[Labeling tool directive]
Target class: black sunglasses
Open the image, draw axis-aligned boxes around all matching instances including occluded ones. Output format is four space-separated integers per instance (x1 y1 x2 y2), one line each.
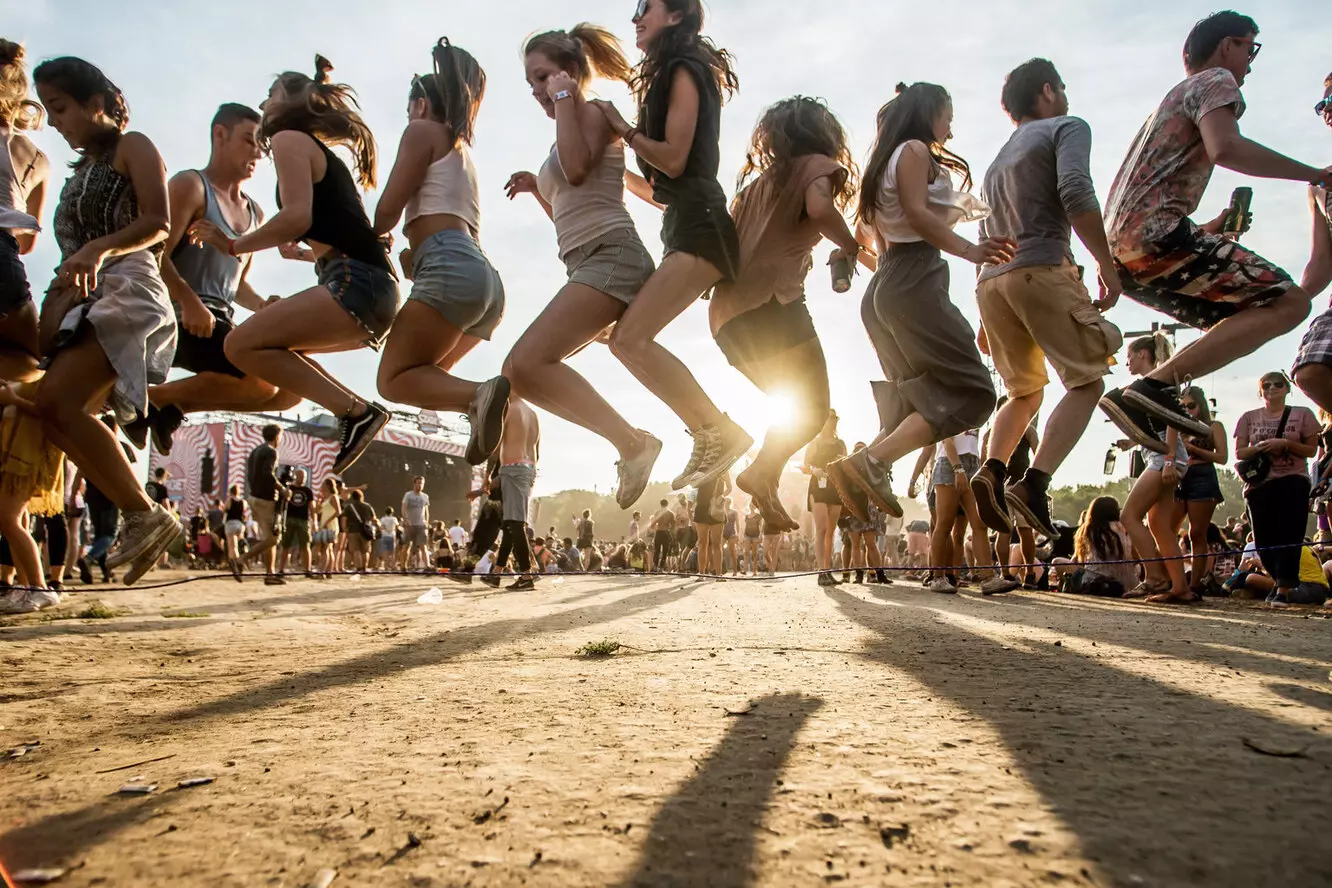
634 0 649 19
1236 38 1261 61
1317 97 1332 116
1262 380 1288 390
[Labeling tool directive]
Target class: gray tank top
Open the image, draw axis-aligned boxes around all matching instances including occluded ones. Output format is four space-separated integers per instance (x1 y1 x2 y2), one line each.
169 171 257 318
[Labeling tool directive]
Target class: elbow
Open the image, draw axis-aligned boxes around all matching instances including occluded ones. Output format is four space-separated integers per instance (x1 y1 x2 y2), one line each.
145 214 170 245
1208 139 1238 167
288 209 312 236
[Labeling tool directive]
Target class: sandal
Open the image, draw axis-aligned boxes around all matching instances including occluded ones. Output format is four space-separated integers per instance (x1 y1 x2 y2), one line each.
1124 579 1170 599
1146 589 1201 605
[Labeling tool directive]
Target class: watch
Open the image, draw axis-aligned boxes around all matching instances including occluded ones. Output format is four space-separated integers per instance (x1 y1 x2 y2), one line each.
553 89 572 102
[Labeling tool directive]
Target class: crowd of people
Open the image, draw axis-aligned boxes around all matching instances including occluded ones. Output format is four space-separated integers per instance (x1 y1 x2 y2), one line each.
1 7 1331 613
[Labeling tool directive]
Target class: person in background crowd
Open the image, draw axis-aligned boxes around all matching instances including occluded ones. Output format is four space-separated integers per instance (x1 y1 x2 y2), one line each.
312 477 340 577
1172 385 1227 599
1234 371 1320 606
342 488 376 572
223 483 247 580
400 475 430 570
1051 495 1136 597
647 497 675 573
375 505 398 571
722 495 738 576
448 518 468 550
279 467 313 577
0 381 65 612
245 423 285 585
576 507 595 567
741 499 762 576
693 474 728 576
804 411 846 586
487 397 539 590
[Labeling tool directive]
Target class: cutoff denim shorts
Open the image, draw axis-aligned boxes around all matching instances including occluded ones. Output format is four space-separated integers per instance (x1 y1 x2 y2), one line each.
317 254 400 349
409 230 505 340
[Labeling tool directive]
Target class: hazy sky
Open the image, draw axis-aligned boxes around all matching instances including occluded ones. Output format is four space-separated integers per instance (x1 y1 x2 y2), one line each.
9 0 1330 498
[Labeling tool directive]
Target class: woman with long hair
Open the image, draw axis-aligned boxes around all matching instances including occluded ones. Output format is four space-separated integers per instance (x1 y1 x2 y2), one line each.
223 483 247 580
926 428 1018 594
826 83 1013 520
588 0 753 490
0 39 48 385
1172 384 1227 597
313 476 340 576
373 40 509 466
1052 495 1135 596
693 473 729 575
1118 333 1192 603
711 95 865 530
803 410 845 585
31 57 181 585
504 24 663 508
1234 371 1320 606
190 56 398 475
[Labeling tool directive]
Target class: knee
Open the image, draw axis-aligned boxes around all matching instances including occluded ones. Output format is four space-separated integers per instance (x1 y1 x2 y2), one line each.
1295 363 1332 398
607 326 649 365
502 348 540 392
1273 288 1313 330
375 362 404 404
268 387 303 412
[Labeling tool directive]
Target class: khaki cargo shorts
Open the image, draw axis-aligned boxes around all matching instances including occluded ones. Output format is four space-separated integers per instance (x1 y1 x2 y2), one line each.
976 263 1123 399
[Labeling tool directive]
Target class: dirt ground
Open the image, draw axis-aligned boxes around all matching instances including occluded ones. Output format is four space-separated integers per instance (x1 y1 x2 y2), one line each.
1 569 1330 888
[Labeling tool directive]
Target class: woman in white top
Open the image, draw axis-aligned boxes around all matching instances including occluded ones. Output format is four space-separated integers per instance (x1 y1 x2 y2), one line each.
373 39 509 467
0 40 48 384
503 25 663 510
827 82 1013 538
927 429 1016 594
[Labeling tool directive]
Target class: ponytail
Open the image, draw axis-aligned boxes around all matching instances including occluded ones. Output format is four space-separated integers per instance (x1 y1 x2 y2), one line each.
264 55 378 188
1128 331 1174 367
525 24 633 88
0 40 43 131
425 38 485 147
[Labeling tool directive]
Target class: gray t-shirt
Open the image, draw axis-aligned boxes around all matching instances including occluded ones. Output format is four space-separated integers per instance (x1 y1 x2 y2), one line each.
978 116 1100 283
402 490 429 526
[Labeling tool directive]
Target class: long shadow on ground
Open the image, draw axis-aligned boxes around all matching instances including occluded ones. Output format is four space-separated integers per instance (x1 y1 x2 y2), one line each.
826 587 1332 887
158 581 697 725
619 692 823 888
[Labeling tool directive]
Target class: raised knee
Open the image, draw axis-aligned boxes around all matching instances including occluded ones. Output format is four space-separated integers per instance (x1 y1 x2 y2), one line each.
268 387 303 411
1275 288 1313 328
1295 362 1332 394
607 328 648 364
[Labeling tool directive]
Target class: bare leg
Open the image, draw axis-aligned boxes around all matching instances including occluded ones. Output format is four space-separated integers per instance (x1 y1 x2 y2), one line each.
0 303 42 383
866 412 936 468
1122 473 1169 586
1296 362 1332 415
0 499 43 588
1032 380 1104 474
150 372 301 414
931 483 960 577
608 252 727 430
1147 488 1189 598
377 301 481 411
1187 500 1216 587
1150 289 1310 384
986 390 1043 467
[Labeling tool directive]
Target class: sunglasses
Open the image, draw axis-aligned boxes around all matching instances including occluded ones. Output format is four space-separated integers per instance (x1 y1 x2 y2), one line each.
1182 401 1199 410
634 0 649 19
1235 38 1261 61
1317 97 1332 116
1262 380 1288 391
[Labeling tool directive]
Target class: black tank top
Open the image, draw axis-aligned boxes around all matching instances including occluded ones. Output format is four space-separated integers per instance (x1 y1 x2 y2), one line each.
637 53 726 208
277 135 391 272
226 498 244 522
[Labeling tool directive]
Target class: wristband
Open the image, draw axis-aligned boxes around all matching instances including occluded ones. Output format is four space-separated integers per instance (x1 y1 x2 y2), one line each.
553 89 572 102
227 238 239 257
1163 459 1175 467
951 464 964 474
624 126 639 148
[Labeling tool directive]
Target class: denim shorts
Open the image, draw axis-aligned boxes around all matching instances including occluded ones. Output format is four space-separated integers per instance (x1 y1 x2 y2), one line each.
317 254 401 350
409 230 505 340
1143 435 1189 475
225 519 245 536
931 453 980 488
0 232 32 317
313 528 336 545
562 228 655 305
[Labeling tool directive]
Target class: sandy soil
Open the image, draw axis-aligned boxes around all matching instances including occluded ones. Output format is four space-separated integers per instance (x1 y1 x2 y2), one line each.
1 569 1330 887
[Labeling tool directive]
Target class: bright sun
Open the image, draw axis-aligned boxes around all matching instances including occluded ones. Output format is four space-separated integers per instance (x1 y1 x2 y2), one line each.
765 393 795 430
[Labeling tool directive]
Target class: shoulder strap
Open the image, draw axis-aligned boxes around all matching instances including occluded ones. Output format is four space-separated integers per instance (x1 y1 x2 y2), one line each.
1275 406 1292 439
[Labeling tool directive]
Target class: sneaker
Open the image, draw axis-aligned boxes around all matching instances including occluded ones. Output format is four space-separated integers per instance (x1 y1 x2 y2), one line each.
1099 387 1168 454
831 449 903 518
970 463 1012 534
1005 480 1059 540
0 588 61 614
151 404 185 456
980 574 1021 595
671 429 709 490
466 376 511 466
264 575 286 586
928 576 957 595
1122 378 1212 438
480 574 502 588
874 570 893 585
508 577 536 591
106 505 177 571
123 516 184 586
1269 592 1290 609
688 415 754 488
817 571 836 587
123 412 151 450
333 402 390 475
443 571 474 585
77 557 94 585
826 459 869 522
616 432 663 509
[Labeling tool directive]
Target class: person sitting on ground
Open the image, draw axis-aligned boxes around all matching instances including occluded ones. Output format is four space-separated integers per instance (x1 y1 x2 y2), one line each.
1052 495 1136 597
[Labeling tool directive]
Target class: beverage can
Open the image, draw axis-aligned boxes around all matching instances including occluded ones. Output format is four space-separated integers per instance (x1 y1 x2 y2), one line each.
1223 186 1253 235
830 253 854 293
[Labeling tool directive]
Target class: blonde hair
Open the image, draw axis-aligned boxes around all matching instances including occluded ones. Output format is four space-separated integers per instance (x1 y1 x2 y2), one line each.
1128 331 1173 368
525 23 633 89
0 40 42 130
263 55 377 189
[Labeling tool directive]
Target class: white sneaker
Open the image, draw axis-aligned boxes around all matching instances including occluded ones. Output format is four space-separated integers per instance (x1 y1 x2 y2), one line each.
124 518 184 586
616 432 663 509
0 589 29 614
106 505 176 572
928 576 958 595
0 588 61 614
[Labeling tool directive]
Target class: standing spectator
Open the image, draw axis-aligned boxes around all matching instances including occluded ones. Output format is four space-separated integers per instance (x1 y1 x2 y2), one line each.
489 398 539 590
447 518 468 551
576 508 595 567
223 484 247 581
722 496 739 576
648 498 676 573
693 475 728 576
144 466 170 508
742 501 762 576
342 490 376 572
1173 386 1228 598
400 475 430 570
245 424 284 586
280 468 314 577
376 506 398 571
1234 372 1320 606
313 479 341 577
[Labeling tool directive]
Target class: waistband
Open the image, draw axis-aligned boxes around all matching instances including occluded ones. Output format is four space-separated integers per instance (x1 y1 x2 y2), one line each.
501 460 537 468
884 240 941 255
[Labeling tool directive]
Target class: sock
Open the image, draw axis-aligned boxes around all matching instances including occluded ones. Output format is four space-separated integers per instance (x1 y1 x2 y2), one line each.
875 568 888 583
984 458 1007 481
1024 468 1052 491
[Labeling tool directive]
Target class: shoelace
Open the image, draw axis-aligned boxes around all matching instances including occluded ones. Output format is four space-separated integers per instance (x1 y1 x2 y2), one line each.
695 427 723 474
678 430 708 477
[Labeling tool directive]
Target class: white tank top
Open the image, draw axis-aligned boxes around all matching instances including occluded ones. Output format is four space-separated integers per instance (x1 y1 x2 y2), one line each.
0 125 40 233
872 141 988 245
950 430 981 459
537 140 636 257
404 143 481 238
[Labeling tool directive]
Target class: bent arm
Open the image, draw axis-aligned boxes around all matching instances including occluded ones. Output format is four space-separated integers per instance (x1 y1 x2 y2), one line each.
804 173 859 255
896 143 975 257
233 131 315 254
160 171 208 308
624 170 663 209
373 123 435 235
1199 108 1322 183
1301 189 1332 299
623 67 699 180
89 133 169 258
555 100 612 188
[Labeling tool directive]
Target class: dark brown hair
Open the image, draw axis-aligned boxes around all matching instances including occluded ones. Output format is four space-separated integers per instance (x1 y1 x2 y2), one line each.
525 23 633 88
262 55 378 189
411 38 486 147
0 39 42 130
735 96 858 212
32 55 128 161
632 0 738 107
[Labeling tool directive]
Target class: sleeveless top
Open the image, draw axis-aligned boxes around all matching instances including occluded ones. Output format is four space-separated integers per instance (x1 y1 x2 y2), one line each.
873 142 989 245
54 157 162 259
537 139 635 257
226 498 244 523
808 436 845 471
404 143 481 238
277 136 391 272
0 125 39 233
637 54 726 208
1318 185 1331 239
169 171 258 317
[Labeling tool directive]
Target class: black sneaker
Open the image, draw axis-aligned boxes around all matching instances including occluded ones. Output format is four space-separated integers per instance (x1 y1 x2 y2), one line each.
151 404 185 456
231 558 243 583
508 577 536 591
264 575 286 586
832 450 902 518
333 402 390 474
970 463 1012 534
466 376 511 466
1099 387 1168 454
1122 378 1211 438
77 556 94 585
123 411 151 451
480 574 502 588
1005 479 1059 540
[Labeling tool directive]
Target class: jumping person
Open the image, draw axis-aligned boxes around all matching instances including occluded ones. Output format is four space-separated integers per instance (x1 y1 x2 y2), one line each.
827 82 1013 517
126 103 300 454
968 58 1123 540
710 95 865 530
0 39 47 385
371 40 509 467
1100 11 1332 445
31 57 182 585
589 0 753 490
503 24 663 508
1293 72 1332 412
188 56 398 475
487 398 540 591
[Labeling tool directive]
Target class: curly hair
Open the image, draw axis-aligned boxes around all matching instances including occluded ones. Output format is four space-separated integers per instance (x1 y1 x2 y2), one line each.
525 23 633 88
262 55 378 189
0 39 42 130
735 96 858 212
